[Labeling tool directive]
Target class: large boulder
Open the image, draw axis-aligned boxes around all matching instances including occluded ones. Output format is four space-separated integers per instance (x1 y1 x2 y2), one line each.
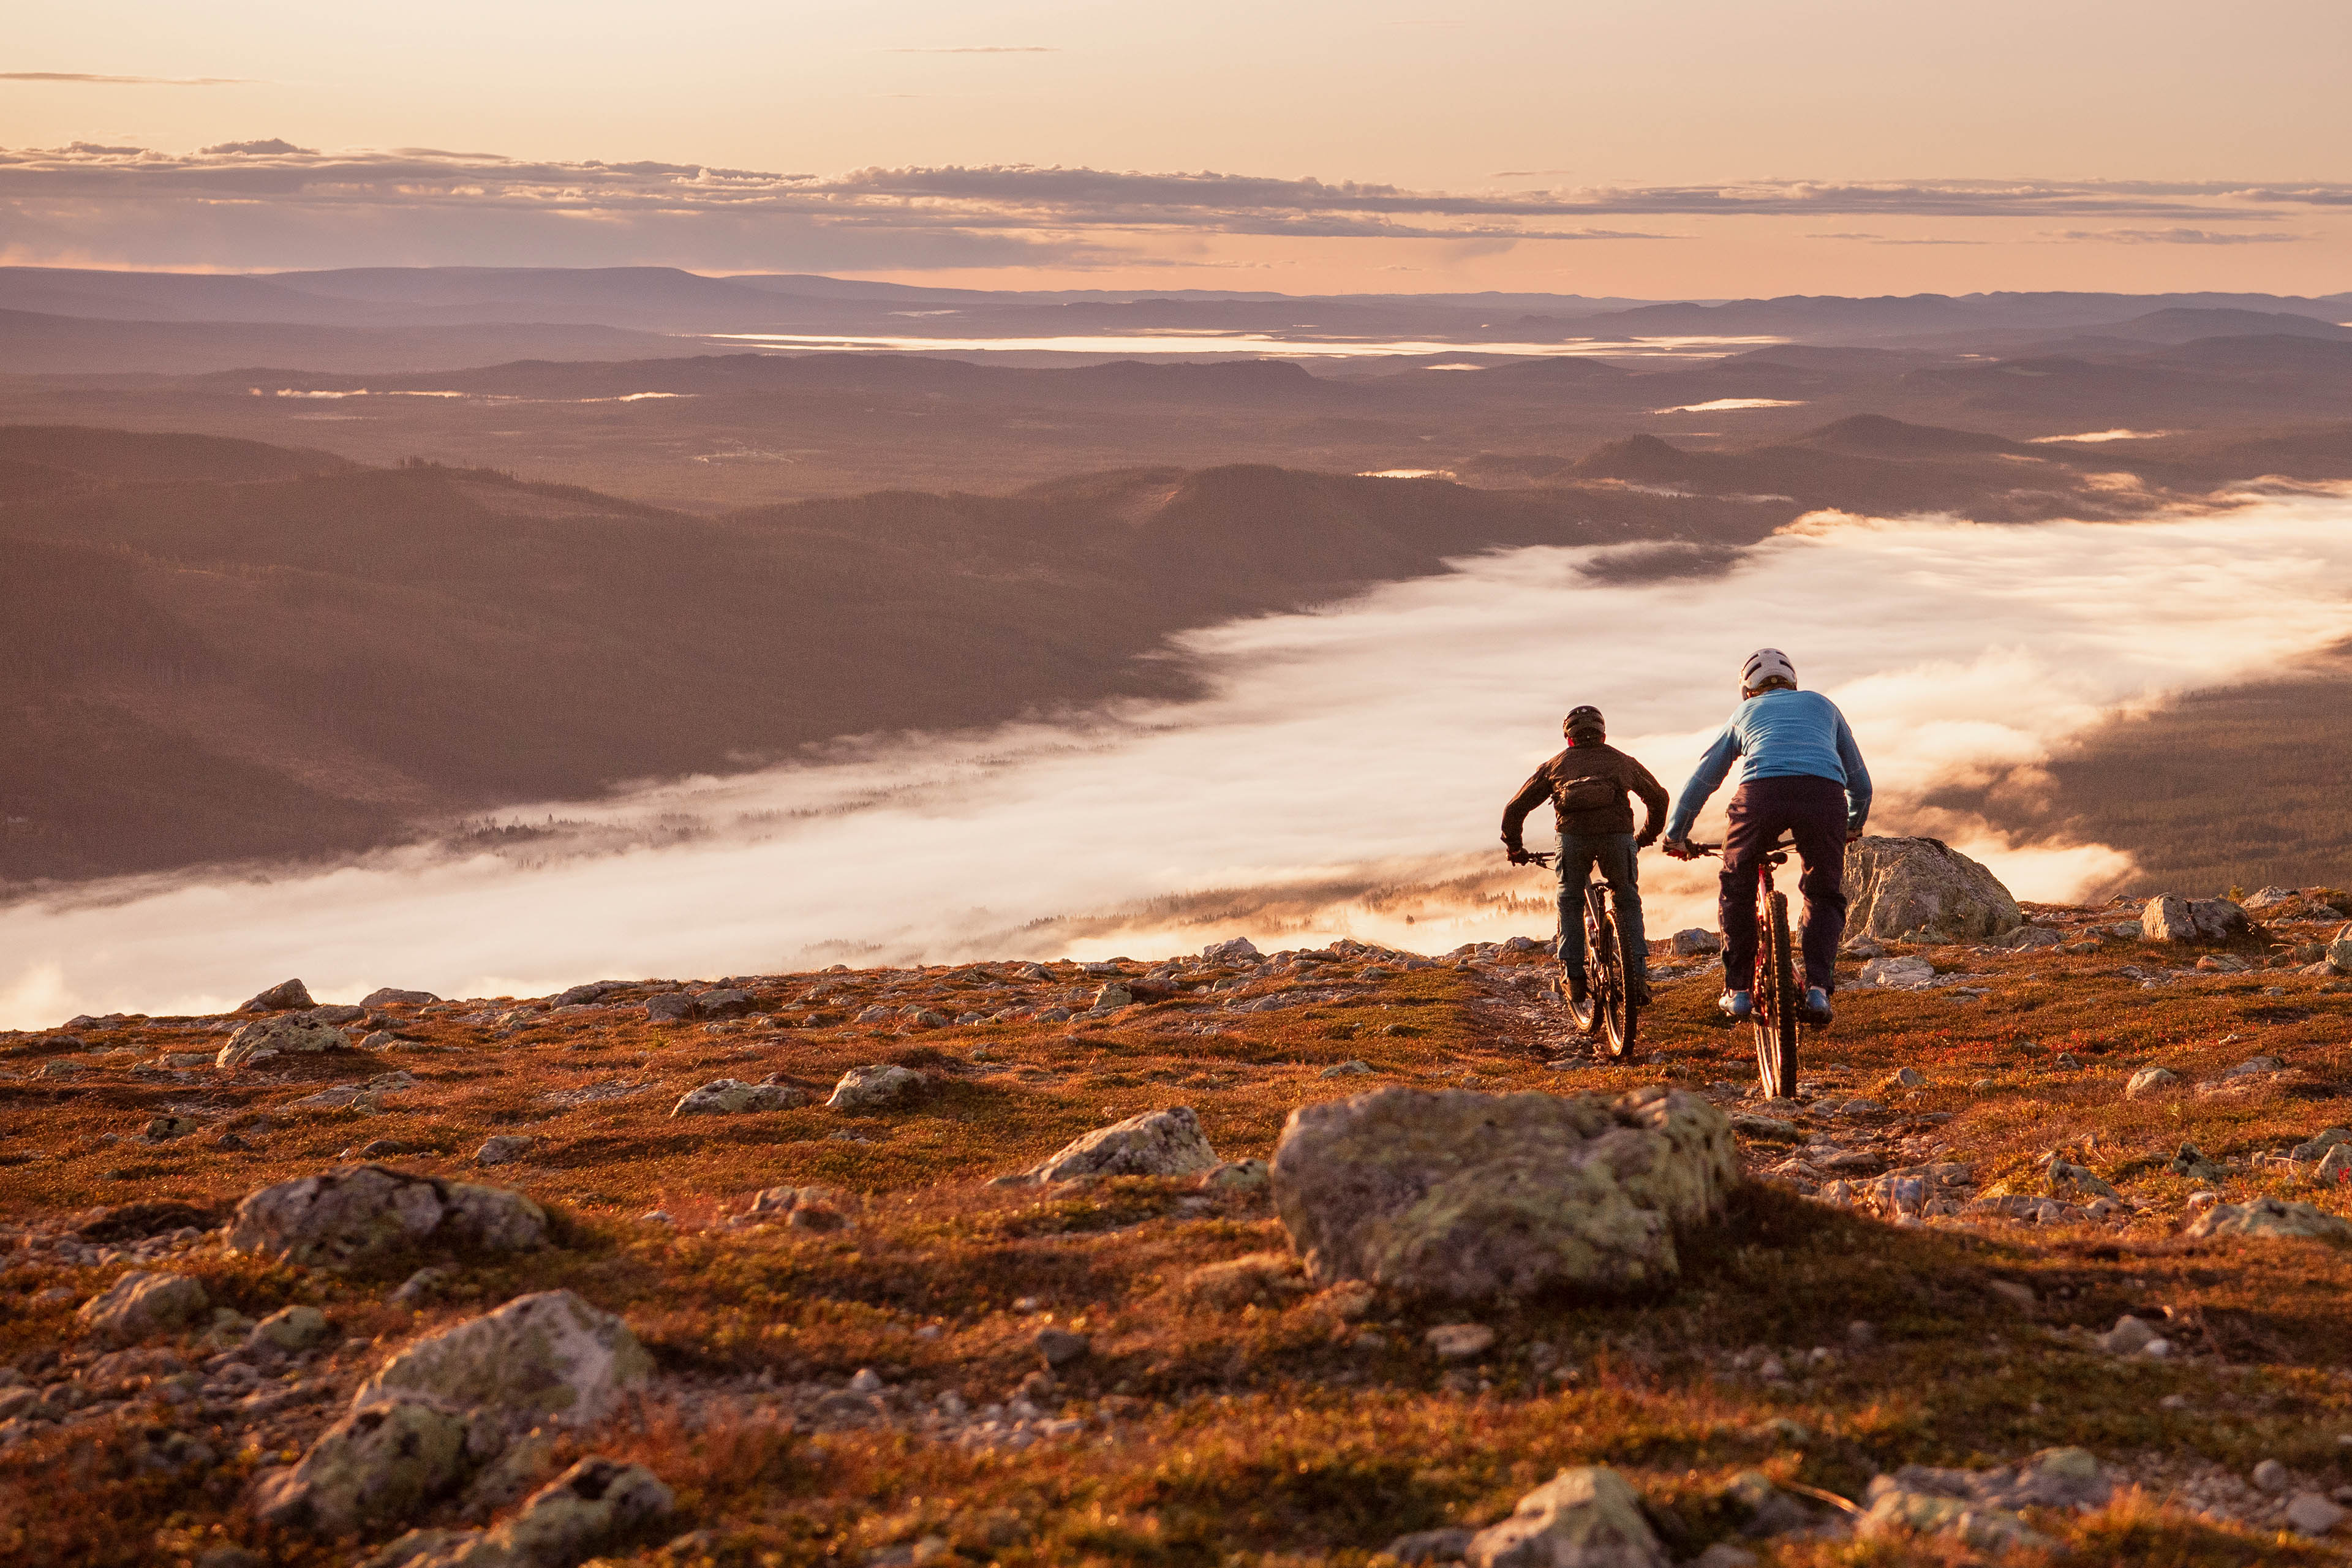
227 1165 548 1268
358 1290 653 1427
1268 1085 1736 1300
252 1392 481 1535
241 977 316 1012
76 1270 208 1340
2141 895 2252 946
1202 936 1261 965
1025 1106 1219 1182
1465 1466 1667 1568
217 1014 349 1068
826 1065 925 1110
1842 837 2022 941
363 988 442 1007
363 1457 673 1568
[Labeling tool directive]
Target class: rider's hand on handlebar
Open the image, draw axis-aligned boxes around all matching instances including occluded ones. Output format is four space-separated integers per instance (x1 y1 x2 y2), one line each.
1662 836 1696 861
1506 845 1532 865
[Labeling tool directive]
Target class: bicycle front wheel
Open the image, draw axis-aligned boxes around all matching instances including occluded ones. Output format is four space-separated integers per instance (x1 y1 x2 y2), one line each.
1753 888 1799 1097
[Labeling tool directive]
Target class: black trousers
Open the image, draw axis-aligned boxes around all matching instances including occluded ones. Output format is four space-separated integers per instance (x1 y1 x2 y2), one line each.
1719 774 1849 994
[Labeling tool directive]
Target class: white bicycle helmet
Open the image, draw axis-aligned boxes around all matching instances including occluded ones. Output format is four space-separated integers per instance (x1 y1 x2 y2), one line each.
1741 647 1797 694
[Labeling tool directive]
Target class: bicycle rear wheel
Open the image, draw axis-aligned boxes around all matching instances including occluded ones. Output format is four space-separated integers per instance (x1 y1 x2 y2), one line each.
1752 888 1799 1097
1596 897 1636 1058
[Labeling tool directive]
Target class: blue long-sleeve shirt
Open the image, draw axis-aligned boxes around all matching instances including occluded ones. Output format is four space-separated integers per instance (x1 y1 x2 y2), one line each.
1667 688 1871 840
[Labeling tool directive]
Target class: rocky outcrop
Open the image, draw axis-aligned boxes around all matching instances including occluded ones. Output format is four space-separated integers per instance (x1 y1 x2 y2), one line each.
240 977 315 1012
1841 836 2022 941
669 1079 807 1116
362 1457 673 1568
358 1290 653 1427
1025 1106 1218 1183
1268 1085 1736 1300
362 987 442 1007
826 1065 925 1110
252 1393 483 1534
227 1166 548 1268
2141 895 2252 945
76 1270 208 1340
2187 1197 2352 1243
1202 936 1261 965
216 1015 349 1069
1465 1466 1667 1568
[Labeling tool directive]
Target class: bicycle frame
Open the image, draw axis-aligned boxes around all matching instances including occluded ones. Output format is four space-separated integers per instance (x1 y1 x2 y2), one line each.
1520 848 1638 1057
1685 834 1800 1098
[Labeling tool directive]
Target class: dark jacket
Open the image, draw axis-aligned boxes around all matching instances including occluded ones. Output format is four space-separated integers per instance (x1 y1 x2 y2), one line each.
1501 742 1670 847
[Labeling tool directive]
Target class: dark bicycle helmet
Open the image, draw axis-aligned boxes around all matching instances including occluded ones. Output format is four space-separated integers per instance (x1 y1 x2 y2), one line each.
1562 704 1606 741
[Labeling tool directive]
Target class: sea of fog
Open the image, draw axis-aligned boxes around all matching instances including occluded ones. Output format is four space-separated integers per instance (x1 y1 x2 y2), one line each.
701 330 1783 360
7 488 2352 1027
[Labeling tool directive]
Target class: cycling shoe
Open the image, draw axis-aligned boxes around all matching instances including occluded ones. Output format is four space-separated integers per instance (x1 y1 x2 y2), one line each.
1801 986 1834 1025
1717 989 1754 1020
1564 971 1590 1006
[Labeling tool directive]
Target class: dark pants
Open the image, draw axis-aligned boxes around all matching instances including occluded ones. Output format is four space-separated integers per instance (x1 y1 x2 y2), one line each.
1556 832 1648 979
1720 775 1849 995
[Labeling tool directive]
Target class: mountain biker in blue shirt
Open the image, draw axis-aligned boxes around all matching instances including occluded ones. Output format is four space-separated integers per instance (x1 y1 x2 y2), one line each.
1662 649 1870 1027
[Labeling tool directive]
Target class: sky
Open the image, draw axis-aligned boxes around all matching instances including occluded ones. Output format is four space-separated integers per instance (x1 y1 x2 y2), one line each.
5 1 2352 295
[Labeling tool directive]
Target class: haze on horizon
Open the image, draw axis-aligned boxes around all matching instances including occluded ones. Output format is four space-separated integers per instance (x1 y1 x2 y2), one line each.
7 0 2352 296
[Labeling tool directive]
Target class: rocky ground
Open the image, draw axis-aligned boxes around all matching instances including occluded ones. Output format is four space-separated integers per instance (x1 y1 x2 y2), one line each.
5 897 2352 1567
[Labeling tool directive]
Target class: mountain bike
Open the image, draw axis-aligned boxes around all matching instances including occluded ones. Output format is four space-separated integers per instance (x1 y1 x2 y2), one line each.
1520 850 1640 1058
1684 833 1800 1098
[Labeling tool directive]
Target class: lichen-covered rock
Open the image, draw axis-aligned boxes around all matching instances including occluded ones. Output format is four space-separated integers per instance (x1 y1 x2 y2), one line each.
669 1079 806 1116
2186 1196 2352 1243
359 1290 652 1427
2166 1143 2226 1182
2141 894 2251 946
1026 1106 1218 1182
1842 837 2022 941
252 1392 481 1535
1854 956 1936 991
695 987 755 1019
642 993 696 1023
216 1015 348 1069
362 1457 673 1568
249 1304 331 1353
1202 936 1261 965
240 977 316 1012
2126 1066 2181 1098
1465 1466 1667 1568
826 1064 925 1110
362 987 442 1007
1269 1085 1736 1300
76 1270 208 1339
476 1136 534 1166
227 1165 548 1268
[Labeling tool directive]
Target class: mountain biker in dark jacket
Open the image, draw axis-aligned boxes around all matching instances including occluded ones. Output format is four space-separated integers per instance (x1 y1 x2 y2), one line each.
1662 648 1871 1027
1501 706 1670 1006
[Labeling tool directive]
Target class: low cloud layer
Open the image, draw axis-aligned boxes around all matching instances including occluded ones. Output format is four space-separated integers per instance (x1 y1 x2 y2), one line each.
7 488 2352 1027
0 72 254 85
1 141 2345 270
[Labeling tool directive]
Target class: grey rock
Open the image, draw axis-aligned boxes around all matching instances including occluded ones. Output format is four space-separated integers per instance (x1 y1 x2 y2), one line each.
1385 1527 1477 1564
1270 1085 1736 1300
1202 937 1261 965
1027 1105 1218 1183
1882 1066 1926 1090
475 1136 535 1167
669 1079 806 1116
360 1030 405 1050
362 989 442 1008
307 1005 368 1026
252 1392 479 1535
1854 956 1936 991
358 1290 654 1427
1464 1466 1667 1568
216 1015 348 1069
2286 1492 2348 1536
1091 984 1133 1010
363 1456 673 1568
1424 1323 1495 1360
2097 1315 2158 1355
642 993 696 1023
1320 1060 1375 1079
2316 1145 2352 1182
2253 1458 2291 1493
2141 894 2250 946
2289 1128 2352 1162
2006 925 2065 949
745 1186 850 1231
391 1267 453 1306
228 1165 548 1268
76 1270 208 1339
2187 1196 2352 1243
250 1304 332 1352
2167 1142 2226 1182
141 1114 201 1143
1035 1327 1090 1368
1205 1158 1271 1189
1670 928 1722 956
2127 1066 2182 1099
1842 836 2022 941
826 1065 926 1110
696 988 755 1018
240 978 315 1012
